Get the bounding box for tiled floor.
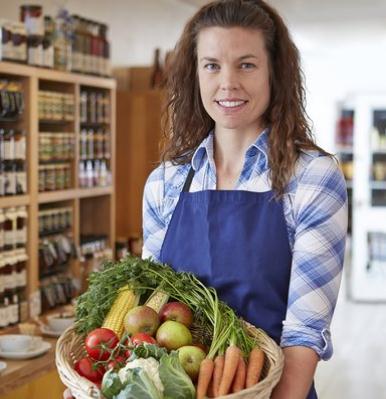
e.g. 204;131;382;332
314;278;386;399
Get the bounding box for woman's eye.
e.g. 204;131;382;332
240;63;255;69
204;63;219;71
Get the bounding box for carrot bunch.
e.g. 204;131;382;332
196;344;265;398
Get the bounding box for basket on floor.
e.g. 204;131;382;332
56;322;284;399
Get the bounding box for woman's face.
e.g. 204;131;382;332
197;27;271;135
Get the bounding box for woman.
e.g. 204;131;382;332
142;1;347;398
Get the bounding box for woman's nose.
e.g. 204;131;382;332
219;68;240;91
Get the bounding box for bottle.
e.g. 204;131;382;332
53;8;72;71
86;160;93;188
79;161;86;188
151;48;164;89
42;16;54;69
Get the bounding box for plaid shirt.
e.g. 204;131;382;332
143;129;347;360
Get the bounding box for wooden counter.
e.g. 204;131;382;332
0;319;68;398
0;336;58;396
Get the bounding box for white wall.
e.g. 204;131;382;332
292;23;386;152
0;0;195;66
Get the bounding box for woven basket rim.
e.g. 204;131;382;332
56;324;284;399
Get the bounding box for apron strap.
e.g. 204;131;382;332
182;167;195;192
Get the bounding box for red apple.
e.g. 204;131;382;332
159;302;193;327
131;332;157;346
156;320;192;350
123;305;160;336
178;345;206;381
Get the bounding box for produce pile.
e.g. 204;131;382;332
73;255;266;398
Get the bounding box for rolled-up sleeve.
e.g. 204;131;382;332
281;156;348;360
142;165;166;262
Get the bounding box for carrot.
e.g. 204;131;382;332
245;347;265;388
231;355;246;393
212;354;225;396
196;357;215;399
207;378;215;398
218;344;241;396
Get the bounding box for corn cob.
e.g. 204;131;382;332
145;288;169;313
102;285;140;338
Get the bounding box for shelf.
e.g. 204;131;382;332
0;194;30;208
39;119;74;125
0;61;116;89
78;186;113;198
38;189;78;203
0;116;23;123
372;149;386;155
38;187;113;203
370;181;386;190
80;121;110;128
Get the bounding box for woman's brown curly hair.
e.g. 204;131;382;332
162;0;329;195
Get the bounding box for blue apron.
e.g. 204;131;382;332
160;167;317;399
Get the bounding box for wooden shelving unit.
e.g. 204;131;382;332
0;61;116;319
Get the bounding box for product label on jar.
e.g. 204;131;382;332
16;171;27;194
19;269;27;287
15;137;26;160
43;46;54;68
25;17;44;36
11;271;17;290
0;174;4;196
0;230;4;249
4;228;15;248
0;307;7;327
3;273;13;290
4;140;15;160
16;226;27;246
4;171;16;195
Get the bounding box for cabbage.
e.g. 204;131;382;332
114;367;162;399
101;369;123;399
159;352;195;399
118;357;163;393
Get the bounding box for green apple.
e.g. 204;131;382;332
123;305;160;336
155;320;192;350
178;345;206;381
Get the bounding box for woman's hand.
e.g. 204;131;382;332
63;388;74;399
271;346;318;399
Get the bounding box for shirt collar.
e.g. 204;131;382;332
191;128;270;171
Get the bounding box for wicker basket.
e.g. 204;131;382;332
56;322;284;399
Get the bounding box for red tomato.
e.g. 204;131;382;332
107;355;126;370
124;349;132;359
74;357;105;383
131;332;157;346
85;328;119;361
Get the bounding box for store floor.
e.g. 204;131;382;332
315;276;386;399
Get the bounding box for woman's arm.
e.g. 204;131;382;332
271;346;318;399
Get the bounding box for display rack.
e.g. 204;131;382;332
0;61;116;322
337;94;386;301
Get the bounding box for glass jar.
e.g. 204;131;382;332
14;130;26;161
0;208;5;252
4;160;16;195
4;207;16;250
15;160;27;194
80;91;87;123
15;206;27;248
3;129;15;160
38;165;46;192
46;165;56;191
20;5;44;36
27;34;43;66
64;164;71;189
103;129;110;159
